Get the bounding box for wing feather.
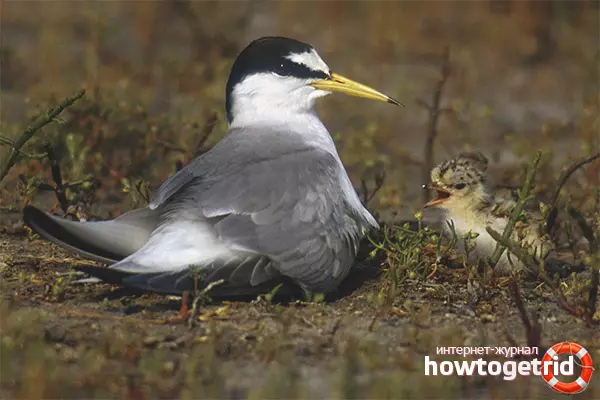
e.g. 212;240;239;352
144;126;375;293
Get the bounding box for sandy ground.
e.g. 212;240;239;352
1;209;599;399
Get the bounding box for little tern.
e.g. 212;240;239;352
424;152;553;275
24;36;402;296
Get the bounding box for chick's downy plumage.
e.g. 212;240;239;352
425;152;552;274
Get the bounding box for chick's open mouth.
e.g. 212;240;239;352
423;185;451;208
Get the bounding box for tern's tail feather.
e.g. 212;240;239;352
23;205;158;264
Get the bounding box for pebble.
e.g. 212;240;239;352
163;361;176;375
59;346;79;363
143;336;164;347
480;314;496;323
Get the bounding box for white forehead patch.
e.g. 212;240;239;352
285;49;330;74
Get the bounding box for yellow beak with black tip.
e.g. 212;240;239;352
310;72;404;106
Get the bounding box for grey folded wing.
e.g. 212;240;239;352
151;144;367;293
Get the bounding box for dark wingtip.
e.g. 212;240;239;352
22;205;122;263
23;205;48;229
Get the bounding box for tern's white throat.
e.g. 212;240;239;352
228;72;331;129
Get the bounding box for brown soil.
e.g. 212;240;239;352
1;211;598;399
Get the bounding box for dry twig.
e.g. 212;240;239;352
0;89;85;183
360;171;386;206
187;278;225;328
43;142;69;213
487;227;597;325
507;279;541;353
419;47;451;204
567;206;598;254
544;151;600;234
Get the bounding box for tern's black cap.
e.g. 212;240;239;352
225;37;330;123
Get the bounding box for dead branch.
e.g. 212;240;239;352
187;278;225;328
568;206;598;254
545;151;600;234
43;142;69;213
360;171;386;206
487;226;596;324
420;47;451;204
27;176;94;193
0;136;47;160
0;89;85;183
508;279;541;353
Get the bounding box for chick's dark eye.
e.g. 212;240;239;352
455;183;466;190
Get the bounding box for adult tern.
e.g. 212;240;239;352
24;36;402;296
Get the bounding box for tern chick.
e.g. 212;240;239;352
424;152;553;275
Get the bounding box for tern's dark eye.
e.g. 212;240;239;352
455;183;466;190
272;62;288;76
276;64;284;73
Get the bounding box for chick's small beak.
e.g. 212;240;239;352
310;72;404;106
423;184;451;209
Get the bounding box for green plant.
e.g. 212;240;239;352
369;211;458;305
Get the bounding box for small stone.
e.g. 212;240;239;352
143;336;164;347
480;314;496;323
59;346;79;363
477;303;493;314
163;361;176;375
158;341;179;350
391;307;409;317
